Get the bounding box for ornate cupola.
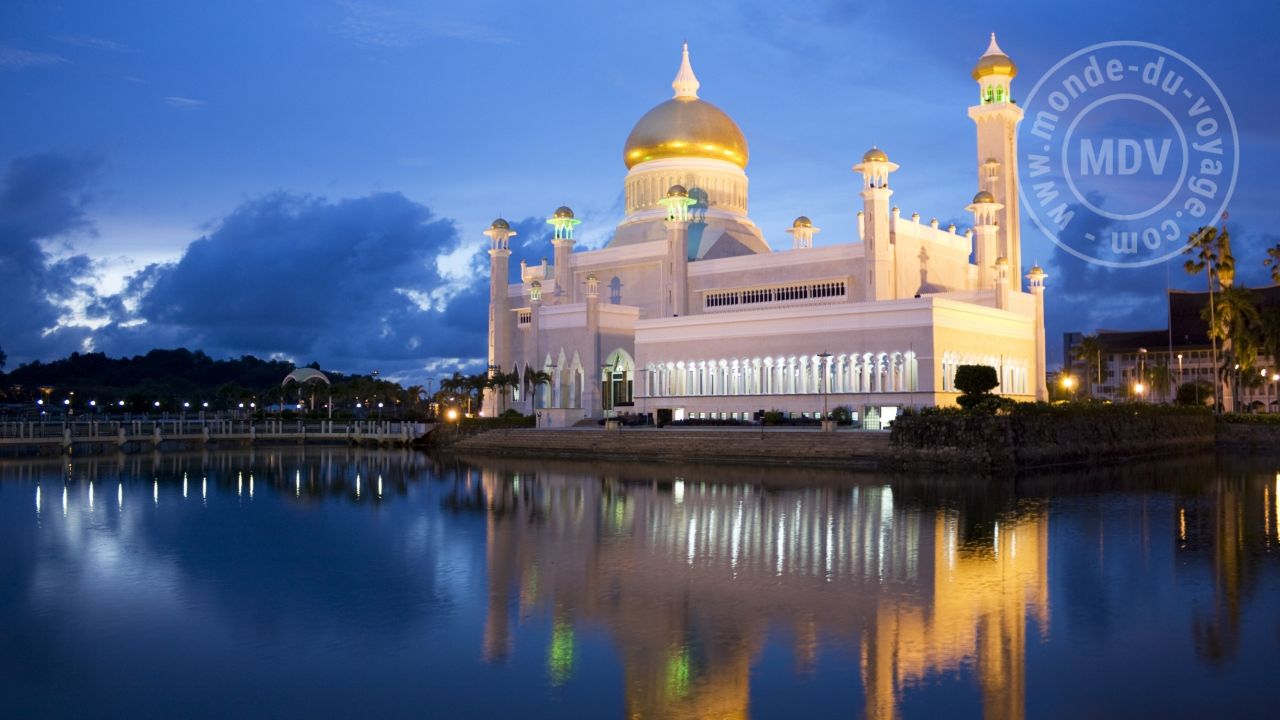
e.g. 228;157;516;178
973;33;1017;105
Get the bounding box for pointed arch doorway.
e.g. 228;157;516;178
602;349;635;411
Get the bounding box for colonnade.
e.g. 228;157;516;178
644;352;919;398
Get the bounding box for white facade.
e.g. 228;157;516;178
483;37;1047;425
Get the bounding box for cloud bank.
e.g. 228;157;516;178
1;154;492;382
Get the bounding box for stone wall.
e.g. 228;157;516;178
1215;420;1280;451
890;406;1215;472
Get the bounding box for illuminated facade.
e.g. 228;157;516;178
485;36;1048;425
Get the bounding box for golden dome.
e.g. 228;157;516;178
972;190;995;204
552;206;574;219
972;33;1017;80
624;97;748;169
490;218;510;229
792;216;812;228
624;44;747;169
862;146;888;163
666;184;688;197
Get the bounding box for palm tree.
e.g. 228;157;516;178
1148;362;1174;403
1206;285;1261;411
1184;224;1235;411
1074;335;1105;396
465;373;488;415
525;369;552;410
487;369;519;414
1258;307;1280;371
1265;241;1280;284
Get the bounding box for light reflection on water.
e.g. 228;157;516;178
1;448;1278;719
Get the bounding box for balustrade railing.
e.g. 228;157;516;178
0;419;429;442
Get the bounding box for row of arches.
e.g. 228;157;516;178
507;348;638;410
644;352;919;398
939;351;1030;395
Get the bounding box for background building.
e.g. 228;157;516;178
1066;286;1280;410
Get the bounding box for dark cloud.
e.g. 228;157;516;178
0;153;100;363
92;191;488;380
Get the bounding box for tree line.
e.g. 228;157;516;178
0;348;430;417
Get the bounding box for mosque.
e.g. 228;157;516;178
482;35;1047;426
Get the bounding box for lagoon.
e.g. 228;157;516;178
1;449;1277;718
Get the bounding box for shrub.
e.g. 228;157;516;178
954;364;1000;410
1175;381;1214;406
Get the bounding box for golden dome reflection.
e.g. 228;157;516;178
623;97;749;170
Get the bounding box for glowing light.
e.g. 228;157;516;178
1134;382;1145;395
202;477;207;502
117;482;123;509
238;471;243;497
153;480;158;505
1179;508;1186;542
446;408;458;421
89;481;94;510
356;473;361;498
296;470;301;497
35;485;41;514
183;472;188;498
548;619;575;686
249;474;254;499
377;475;383;498
673;479;684;504
731;503;743;570
687;516;697;565
776;515;785;576
664;648;692;699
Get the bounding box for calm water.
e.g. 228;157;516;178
1;449;1278;719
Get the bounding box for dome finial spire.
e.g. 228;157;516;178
672;41;700;99
984;32;1003;57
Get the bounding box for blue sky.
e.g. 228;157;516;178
2;0;1277;380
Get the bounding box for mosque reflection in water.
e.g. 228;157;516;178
7;449;1278;719
461;459;1052;720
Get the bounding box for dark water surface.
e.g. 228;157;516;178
1;449;1278;719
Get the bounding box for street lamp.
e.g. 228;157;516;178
1134;381;1146;398
1060;374;1076;399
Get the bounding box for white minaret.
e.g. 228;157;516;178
484;218;515;416
853;147;898;301
966;190;1004;289
1027;264;1049;401
547;206;580;304
658;184;696;316
526;279;542;411
967;33;1024;289
786;216;819;249
583;273;602;415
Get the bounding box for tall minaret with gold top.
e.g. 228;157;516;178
968;33;1023;289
